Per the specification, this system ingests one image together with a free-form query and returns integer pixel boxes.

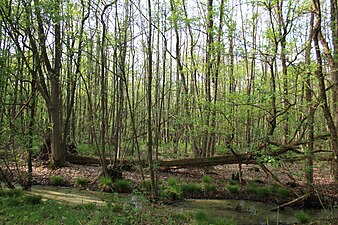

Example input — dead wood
[270,193,311,211]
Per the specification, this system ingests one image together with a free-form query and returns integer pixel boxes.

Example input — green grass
[50,176,64,186]
[114,179,132,193]
[168,177,180,186]
[270,184,292,197]
[0,191,192,224]
[245,182,259,194]
[140,179,152,192]
[161,185,182,200]
[295,210,311,224]
[191,210,236,225]
[229,179,239,185]
[99,177,113,192]
[256,186,271,197]
[76,177,89,187]
[203,183,217,192]
[180,183,202,194]
[245,182,271,197]
[77,143,96,155]
[226,184,239,193]
[23,195,42,205]
[0,189,23,197]
[202,175,212,183]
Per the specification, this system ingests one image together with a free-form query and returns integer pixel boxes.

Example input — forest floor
[15,158,337,209]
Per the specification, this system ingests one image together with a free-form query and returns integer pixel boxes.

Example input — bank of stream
[174,199,336,225]
[27,186,336,225]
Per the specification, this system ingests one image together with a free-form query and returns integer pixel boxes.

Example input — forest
[0,0,337,224]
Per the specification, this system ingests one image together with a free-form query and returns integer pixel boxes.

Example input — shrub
[180,183,202,194]
[99,177,113,192]
[76,178,89,187]
[202,175,212,184]
[168,177,179,186]
[203,183,217,192]
[114,179,132,193]
[256,186,271,197]
[245,182,258,194]
[270,184,292,197]
[161,185,182,201]
[24,195,42,205]
[295,210,311,224]
[50,176,64,186]
[226,184,239,193]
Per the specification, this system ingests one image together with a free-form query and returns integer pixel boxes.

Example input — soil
[3,158,338,209]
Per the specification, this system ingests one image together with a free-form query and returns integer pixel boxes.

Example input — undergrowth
[50,176,64,186]
[0,189,192,224]
[191,210,236,225]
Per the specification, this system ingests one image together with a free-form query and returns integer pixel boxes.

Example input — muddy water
[175,199,335,225]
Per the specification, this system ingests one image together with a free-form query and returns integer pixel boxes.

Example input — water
[174,199,336,225]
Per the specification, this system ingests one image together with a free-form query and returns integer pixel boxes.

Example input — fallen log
[270,193,310,211]
[66,153,332,169]
[159,153,256,168]
[66,154,146,166]
[67,153,256,168]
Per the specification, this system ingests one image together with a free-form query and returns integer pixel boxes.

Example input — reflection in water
[174,199,335,225]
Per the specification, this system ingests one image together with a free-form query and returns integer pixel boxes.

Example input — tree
[312,0,338,183]
[0,0,64,167]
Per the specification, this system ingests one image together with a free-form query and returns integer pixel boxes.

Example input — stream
[27,186,336,224]
[174,199,336,225]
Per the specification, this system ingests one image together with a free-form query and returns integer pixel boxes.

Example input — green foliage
[140,179,152,192]
[50,176,64,186]
[226,184,239,193]
[202,175,212,183]
[0,189,23,197]
[113,179,132,193]
[0,191,190,224]
[168,177,179,186]
[191,210,236,225]
[245,182,271,197]
[270,184,292,197]
[161,185,182,200]
[245,182,259,194]
[77,143,95,155]
[23,195,42,205]
[193,210,209,222]
[295,210,311,224]
[160,177,184,200]
[180,183,202,194]
[99,177,113,192]
[256,186,271,197]
[203,183,217,192]
[76,177,89,187]
[229,179,239,185]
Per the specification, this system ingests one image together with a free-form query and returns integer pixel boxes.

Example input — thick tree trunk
[313,0,338,183]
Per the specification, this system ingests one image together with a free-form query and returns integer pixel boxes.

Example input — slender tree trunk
[305,13,315,187]
[147,0,157,197]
